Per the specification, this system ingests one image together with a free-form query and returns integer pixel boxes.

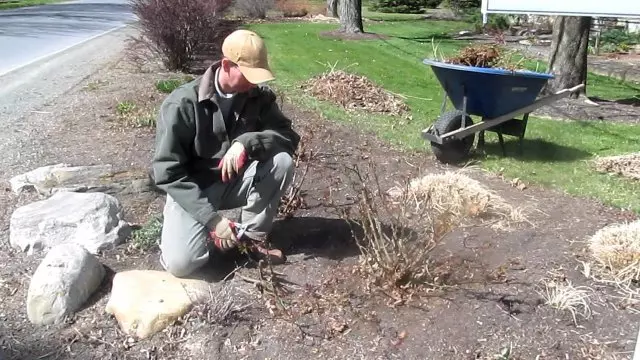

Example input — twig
[386,90,433,101]
[222,263,247,281]
[73,328,115,347]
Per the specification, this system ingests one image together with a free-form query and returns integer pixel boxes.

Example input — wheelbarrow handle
[557,84,586,95]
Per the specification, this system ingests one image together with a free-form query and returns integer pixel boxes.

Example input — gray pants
[159,152,294,277]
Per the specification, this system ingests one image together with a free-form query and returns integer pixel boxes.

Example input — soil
[2,37,640,360]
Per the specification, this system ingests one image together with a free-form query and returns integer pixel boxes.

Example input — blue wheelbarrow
[421,59,584,163]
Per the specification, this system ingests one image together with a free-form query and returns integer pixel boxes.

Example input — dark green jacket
[151,62,300,228]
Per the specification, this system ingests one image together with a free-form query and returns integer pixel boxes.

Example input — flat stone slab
[9,163,154,196]
[105,270,212,339]
[10,191,131,255]
[27,243,105,325]
[10,163,114,195]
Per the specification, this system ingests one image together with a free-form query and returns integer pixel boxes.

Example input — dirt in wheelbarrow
[2,48,640,360]
[532,96,640,123]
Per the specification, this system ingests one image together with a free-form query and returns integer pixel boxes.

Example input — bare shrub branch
[129,0,237,72]
[339,163,459,290]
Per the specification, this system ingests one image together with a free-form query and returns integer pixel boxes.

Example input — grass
[130,216,163,251]
[247,19,640,213]
[116,100,136,116]
[0,0,61,10]
[155,76,194,94]
[115,100,157,128]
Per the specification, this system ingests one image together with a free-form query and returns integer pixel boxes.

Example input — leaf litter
[302,70,411,118]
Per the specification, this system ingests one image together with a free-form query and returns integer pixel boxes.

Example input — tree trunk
[327,0,338,18]
[338,0,363,33]
[544,16,592,98]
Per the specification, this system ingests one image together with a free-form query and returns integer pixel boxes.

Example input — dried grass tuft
[592,152,640,181]
[302,67,410,118]
[540,280,592,325]
[182,284,250,326]
[402,170,525,227]
[588,220,640,295]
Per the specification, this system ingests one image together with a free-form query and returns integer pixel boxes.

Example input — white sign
[482,0,640,20]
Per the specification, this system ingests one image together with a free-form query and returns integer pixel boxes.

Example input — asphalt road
[0,0,135,76]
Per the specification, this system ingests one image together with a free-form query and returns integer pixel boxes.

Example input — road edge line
[0,22,134,78]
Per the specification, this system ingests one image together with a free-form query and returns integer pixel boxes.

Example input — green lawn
[248,20,640,213]
[0,0,61,10]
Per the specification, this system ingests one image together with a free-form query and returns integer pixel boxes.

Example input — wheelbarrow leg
[497,131,506,156]
[478,130,485,150]
[519,113,529,156]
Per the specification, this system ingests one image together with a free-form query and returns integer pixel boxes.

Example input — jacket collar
[197,61,220,103]
[197,61,260,105]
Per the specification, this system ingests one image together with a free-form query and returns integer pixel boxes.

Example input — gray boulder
[10,191,130,255]
[27,243,105,325]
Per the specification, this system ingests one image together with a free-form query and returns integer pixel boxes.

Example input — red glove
[208,217,239,251]
[218,142,248,183]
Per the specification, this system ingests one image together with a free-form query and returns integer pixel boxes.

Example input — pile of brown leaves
[303,70,410,117]
[593,153,640,181]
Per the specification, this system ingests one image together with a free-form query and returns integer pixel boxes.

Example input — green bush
[425,0,443,8]
[590,28,640,54]
[369,0,430,14]
[463,11,509,33]
[130,0,235,71]
[445,0,480,13]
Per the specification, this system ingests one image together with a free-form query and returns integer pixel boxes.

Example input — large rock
[10,163,114,195]
[27,243,105,325]
[10,191,130,255]
[105,270,212,339]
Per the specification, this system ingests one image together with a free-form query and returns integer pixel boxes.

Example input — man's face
[221,59,257,93]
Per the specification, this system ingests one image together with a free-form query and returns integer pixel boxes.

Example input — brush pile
[446,44,502,68]
[445,44,526,71]
[303,70,410,117]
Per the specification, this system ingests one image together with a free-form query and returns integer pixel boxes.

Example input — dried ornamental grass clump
[540,280,592,325]
[588,220,640,290]
[405,171,524,225]
[593,152,640,181]
[303,70,410,117]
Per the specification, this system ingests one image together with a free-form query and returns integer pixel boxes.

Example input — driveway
[0,0,136,76]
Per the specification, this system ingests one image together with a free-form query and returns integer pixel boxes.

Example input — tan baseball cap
[222,29,275,84]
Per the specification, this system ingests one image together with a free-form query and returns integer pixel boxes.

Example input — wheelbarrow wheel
[430,110,475,164]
